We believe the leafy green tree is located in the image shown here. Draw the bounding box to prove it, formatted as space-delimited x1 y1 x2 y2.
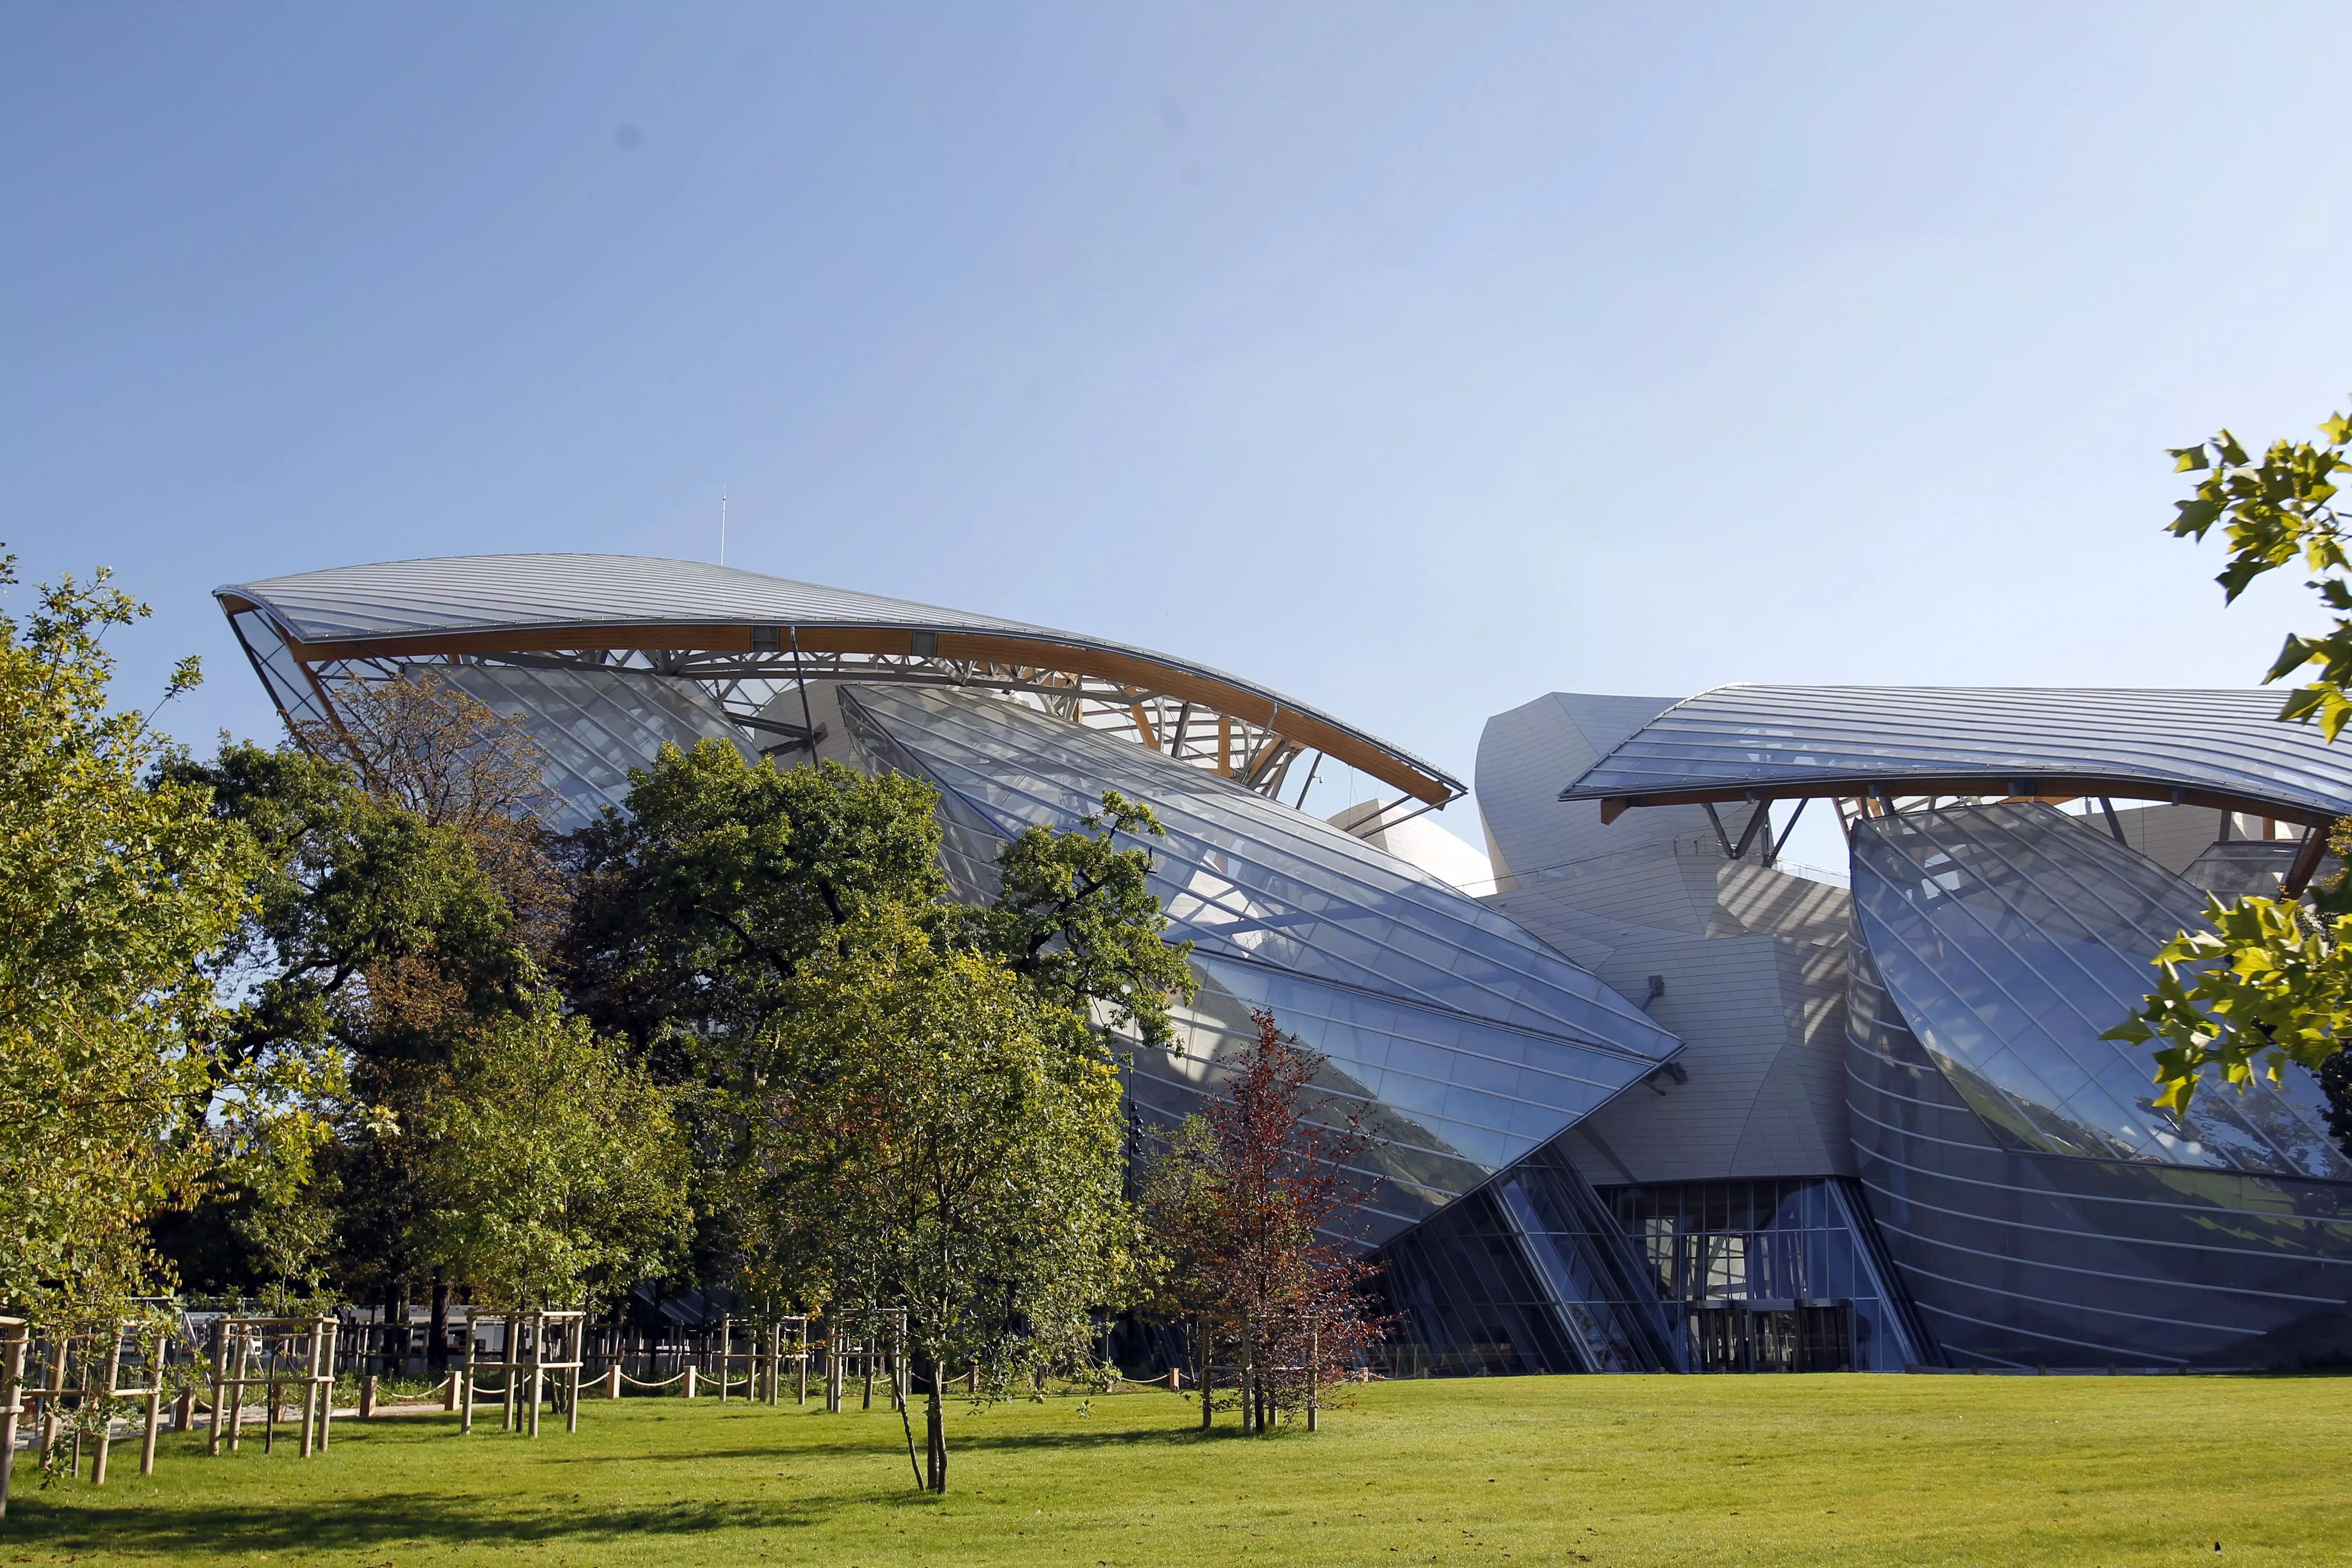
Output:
413 981 690 1311
569 748 1194 1299
2165 410 2352 738
764 912 1136 1492
564 746 951 1057
164 739 523 1322
959 790 1196 1053
0 553 320 1333
2110 401 2352 1131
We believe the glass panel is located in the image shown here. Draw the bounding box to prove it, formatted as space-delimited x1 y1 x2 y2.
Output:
1568 686 2352 824
836 683 1676 1061
1848 930 2352 1369
1604 1176 1926 1372
1851 802 2349 1179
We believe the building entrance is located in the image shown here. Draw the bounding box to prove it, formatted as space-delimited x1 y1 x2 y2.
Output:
1688 1301 1854 1372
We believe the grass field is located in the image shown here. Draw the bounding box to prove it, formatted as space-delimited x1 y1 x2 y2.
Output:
0 1373 2341 1566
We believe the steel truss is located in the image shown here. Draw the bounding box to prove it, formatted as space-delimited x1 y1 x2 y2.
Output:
301 645 1326 805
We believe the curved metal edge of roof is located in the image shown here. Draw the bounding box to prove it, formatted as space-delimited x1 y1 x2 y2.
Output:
214 553 1467 797
1550 680 2348 804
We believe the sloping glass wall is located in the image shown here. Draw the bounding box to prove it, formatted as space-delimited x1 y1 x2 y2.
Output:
430 664 752 829
835 683 1678 1246
1850 802 2347 1178
1849 914 2352 1368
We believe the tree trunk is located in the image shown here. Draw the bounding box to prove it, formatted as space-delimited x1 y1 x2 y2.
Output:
924 1385 947 1493
428 1276 450 1373
383 1286 407 1377
1198 1314 1212 1432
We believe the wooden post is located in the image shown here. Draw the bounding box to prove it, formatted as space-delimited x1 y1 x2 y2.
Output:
861 1328 874 1411
502 1314 519 1433
605 1363 622 1400
460 1311 477 1435
207 1318 228 1457
1307 1324 1319 1433
796 1320 807 1406
566 1317 582 1435
684 1363 698 1399
0 1317 28 1521
318 1322 338 1452
826 1334 842 1414
92 1325 125 1485
527 1312 546 1439
140 1323 164 1476
360 1374 378 1419
172 1384 194 1433
298 1322 319 1458
226 1330 249 1454
717 1315 731 1404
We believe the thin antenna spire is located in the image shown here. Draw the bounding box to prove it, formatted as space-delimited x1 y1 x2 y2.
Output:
720 490 728 566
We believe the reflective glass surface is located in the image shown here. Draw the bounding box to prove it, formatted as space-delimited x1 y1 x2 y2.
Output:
1373 1139 1674 1375
1849 929 2352 1368
1850 803 2348 1179
837 683 1676 1246
838 684 1675 1059
429 664 752 830
1605 1178 1926 1371
229 610 335 730
1563 685 2352 822
216 553 1456 796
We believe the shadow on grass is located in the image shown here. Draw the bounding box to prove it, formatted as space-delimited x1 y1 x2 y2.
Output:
0 1489 851 1558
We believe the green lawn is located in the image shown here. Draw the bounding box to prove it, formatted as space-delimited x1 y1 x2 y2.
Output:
0 1373 2339 1566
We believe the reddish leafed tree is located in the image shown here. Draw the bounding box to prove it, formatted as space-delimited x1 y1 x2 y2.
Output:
1142 1007 1387 1433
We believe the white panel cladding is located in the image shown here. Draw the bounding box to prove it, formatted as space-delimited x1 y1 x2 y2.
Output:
1476 687 1862 1190
1475 692 1693 891
1553 933 1854 1185
1713 860 1852 945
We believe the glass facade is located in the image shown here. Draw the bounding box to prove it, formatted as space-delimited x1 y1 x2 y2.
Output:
428 664 753 831
1375 1139 1677 1374
1850 802 2347 1179
1604 1178 1928 1372
835 682 1679 1246
1849 906 2352 1368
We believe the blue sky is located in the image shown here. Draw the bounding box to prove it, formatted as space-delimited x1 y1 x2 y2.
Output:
9 3 2352 869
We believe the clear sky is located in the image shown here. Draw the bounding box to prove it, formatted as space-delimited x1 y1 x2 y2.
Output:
10 3 2352 871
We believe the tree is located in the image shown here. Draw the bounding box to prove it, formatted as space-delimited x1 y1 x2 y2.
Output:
1138 1009 1385 1434
760 912 1136 1492
960 791 1197 1053
165 682 560 1359
289 670 568 953
0 553 318 1334
412 981 690 1311
2109 401 2352 1130
565 747 950 1056
572 749 1195 1301
2164 409 2352 738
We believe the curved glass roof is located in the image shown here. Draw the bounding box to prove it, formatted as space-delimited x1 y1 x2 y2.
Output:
1559 685 2352 825
1851 801 2350 1180
215 553 1461 805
